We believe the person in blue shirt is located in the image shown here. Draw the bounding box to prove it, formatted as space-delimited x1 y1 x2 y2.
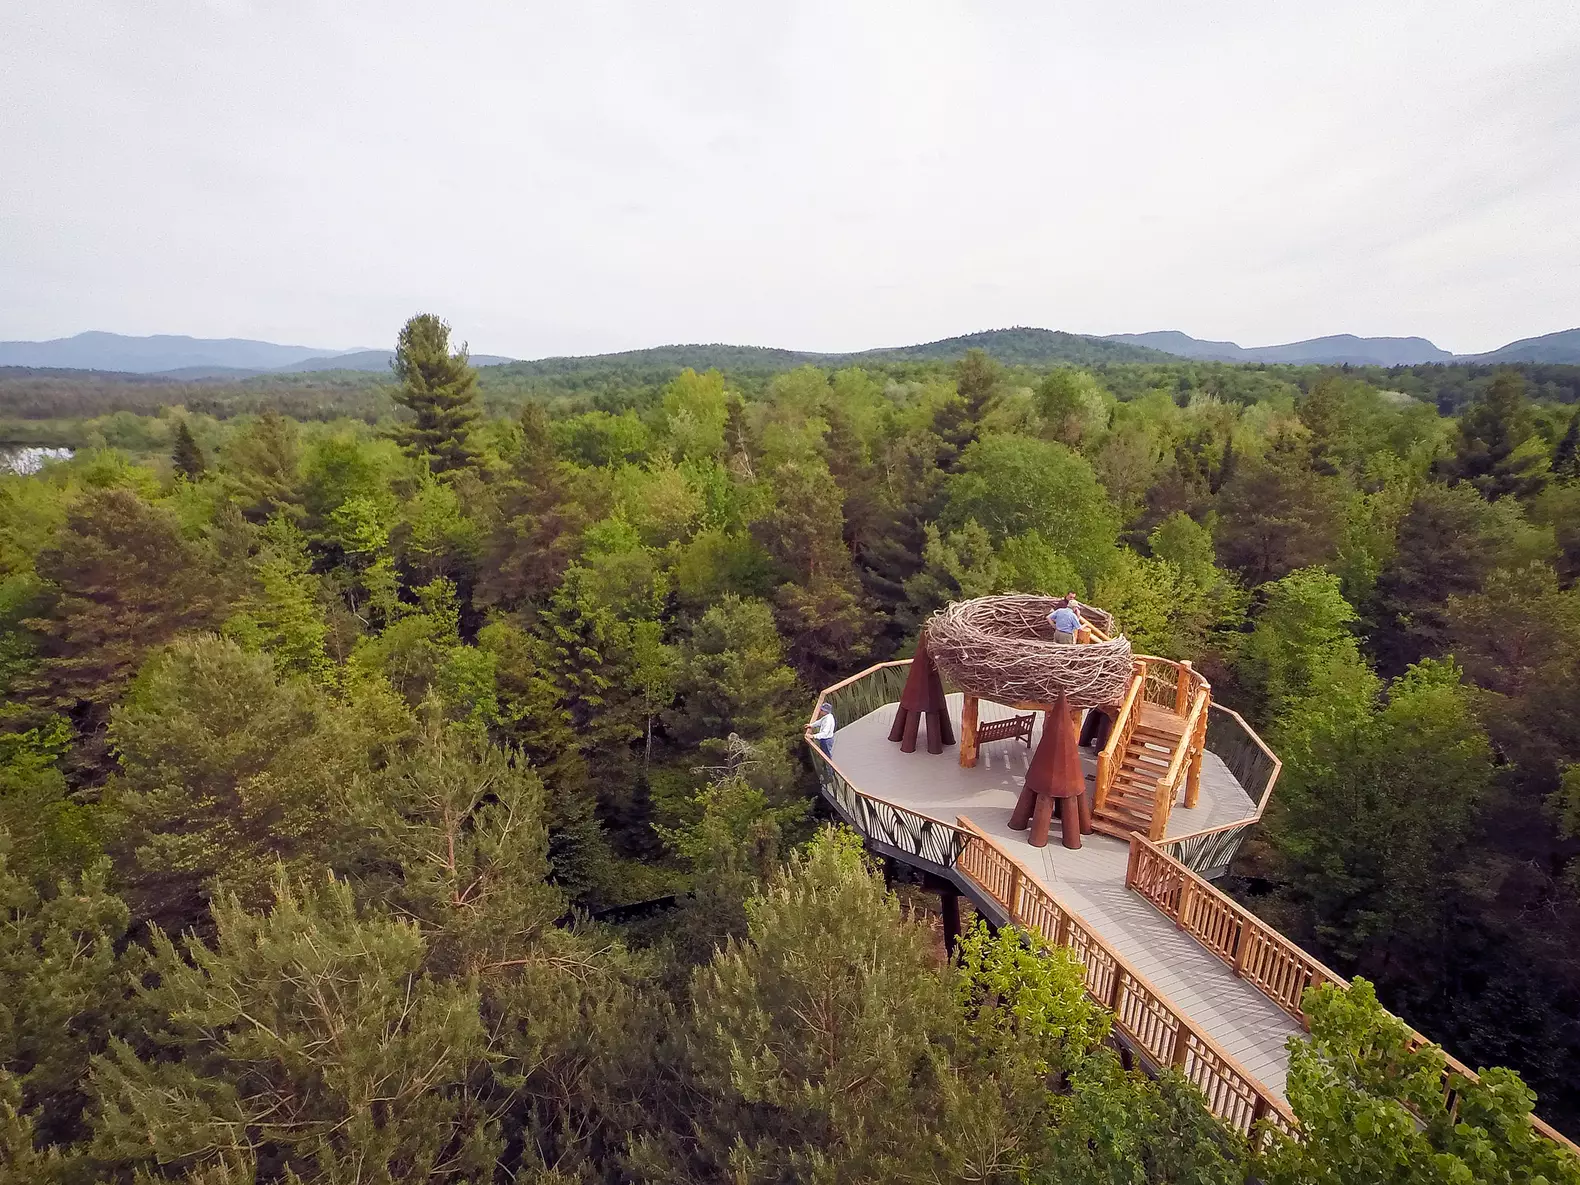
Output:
1047 594 1083 643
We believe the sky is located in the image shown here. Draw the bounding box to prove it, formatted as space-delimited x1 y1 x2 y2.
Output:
2 1 1577 359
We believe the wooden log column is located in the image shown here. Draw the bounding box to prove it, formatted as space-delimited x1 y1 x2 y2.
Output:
888 631 956 754
958 694 980 767
1010 693 1085 849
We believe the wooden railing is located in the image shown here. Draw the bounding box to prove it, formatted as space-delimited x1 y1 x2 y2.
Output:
1147 685 1211 840
956 819 1295 1139
1094 666 1144 812
1126 835 1580 1155
816 658 1272 880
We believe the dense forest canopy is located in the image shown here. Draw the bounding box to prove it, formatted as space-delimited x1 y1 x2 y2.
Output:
3 314 1580 1182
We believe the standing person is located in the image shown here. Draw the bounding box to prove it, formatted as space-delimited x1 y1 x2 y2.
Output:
809 703 837 757
1047 595 1083 644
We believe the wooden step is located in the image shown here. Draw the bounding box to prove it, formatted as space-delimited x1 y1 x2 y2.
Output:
1122 751 1170 771
1091 816 1149 840
1099 803 1153 827
1114 775 1163 794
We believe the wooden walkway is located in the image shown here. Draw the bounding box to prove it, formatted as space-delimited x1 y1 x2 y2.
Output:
833 693 1301 1098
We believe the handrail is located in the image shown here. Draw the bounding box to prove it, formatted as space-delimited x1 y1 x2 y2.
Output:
1095 666 1145 812
1203 702 1282 812
956 819 1296 1141
1126 835 1580 1155
1148 685 1210 840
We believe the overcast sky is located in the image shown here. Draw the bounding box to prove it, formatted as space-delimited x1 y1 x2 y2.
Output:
2 1 1577 358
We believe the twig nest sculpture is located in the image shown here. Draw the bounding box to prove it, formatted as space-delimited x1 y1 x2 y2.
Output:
927 595 1133 708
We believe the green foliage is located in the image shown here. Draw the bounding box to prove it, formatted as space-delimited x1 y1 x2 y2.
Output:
108 635 404 925
1243 567 1365 717
390 313 482 474
944 433 1119 581
20 487 219 734
1264 978 1580 1185
91 872 501 1182
666 595 798 747
1444 370 1549 501
0 718 99 882
6 320 1580 1164
1269 659 1493 962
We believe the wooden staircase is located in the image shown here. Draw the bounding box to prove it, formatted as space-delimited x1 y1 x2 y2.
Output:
1092 703 1187 840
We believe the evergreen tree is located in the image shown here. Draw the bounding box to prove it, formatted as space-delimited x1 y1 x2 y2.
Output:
955 347 1001 420
1554 407 1580 483
170 420 207 481
390 313 482 475
1444 370 1548 500
107 635 405 926
89 874 503 1182
21 489 218 751
635 828 952 1181
220 410 303 522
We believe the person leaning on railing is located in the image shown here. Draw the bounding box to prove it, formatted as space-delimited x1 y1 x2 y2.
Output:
1046 593 1083 644
808 702 836 757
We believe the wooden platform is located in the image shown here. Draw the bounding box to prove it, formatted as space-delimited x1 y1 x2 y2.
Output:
831 693 1300 1098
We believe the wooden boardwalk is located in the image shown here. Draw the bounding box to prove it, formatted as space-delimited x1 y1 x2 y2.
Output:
833 693 1301 1098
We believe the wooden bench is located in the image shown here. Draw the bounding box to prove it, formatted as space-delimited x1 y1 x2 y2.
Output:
975 712 1036 750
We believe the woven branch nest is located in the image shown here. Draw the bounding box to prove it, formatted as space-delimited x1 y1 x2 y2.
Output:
926 595 1133 709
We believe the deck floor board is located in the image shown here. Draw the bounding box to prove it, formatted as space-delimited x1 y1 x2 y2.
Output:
830 693 1300 1100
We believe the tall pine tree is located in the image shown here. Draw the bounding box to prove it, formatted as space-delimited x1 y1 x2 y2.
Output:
390 313 481 475
170 421 206 481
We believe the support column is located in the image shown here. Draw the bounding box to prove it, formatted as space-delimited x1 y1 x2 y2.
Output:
959 694 980 768
940 884 962 957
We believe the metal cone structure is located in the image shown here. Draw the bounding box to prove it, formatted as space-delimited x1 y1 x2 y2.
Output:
1007 692 1086 849
887 630 956 754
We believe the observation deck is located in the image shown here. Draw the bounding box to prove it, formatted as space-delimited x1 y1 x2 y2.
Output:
809 654 1298 1135
807 639 1580 1151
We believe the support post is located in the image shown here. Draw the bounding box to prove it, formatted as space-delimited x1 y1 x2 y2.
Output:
1007 864 1024 921
1176 875 1191 930
1175 660 1193 715
1185 744 1204 809
1170 1021 1191 1068
959 694 980 768
940 884 962 957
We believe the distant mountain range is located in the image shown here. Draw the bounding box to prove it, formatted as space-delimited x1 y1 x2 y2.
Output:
1 325 1576 379
1103 328 1580 366
0 333 515 377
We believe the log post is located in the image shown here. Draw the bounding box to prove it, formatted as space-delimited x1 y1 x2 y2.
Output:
1176 874 1191 930
1007 864 1024 921
1233 925 1253 977
1175 660 1193 715
1185 744 1204 809
959 694 980 768
1170 1021 1191 1068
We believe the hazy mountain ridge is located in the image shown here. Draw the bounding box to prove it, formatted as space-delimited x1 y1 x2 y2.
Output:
1106 328 1580 365
0 333 513 377
4 324 1579 380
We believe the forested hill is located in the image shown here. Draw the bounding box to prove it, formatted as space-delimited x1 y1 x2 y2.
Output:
5 312 1580 1178
490 326 1170 381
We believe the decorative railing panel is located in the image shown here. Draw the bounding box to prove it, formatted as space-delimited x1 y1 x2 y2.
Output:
817 659 912 731
1156 821 1256 878
810 743 968 869
1204 704 1281 810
